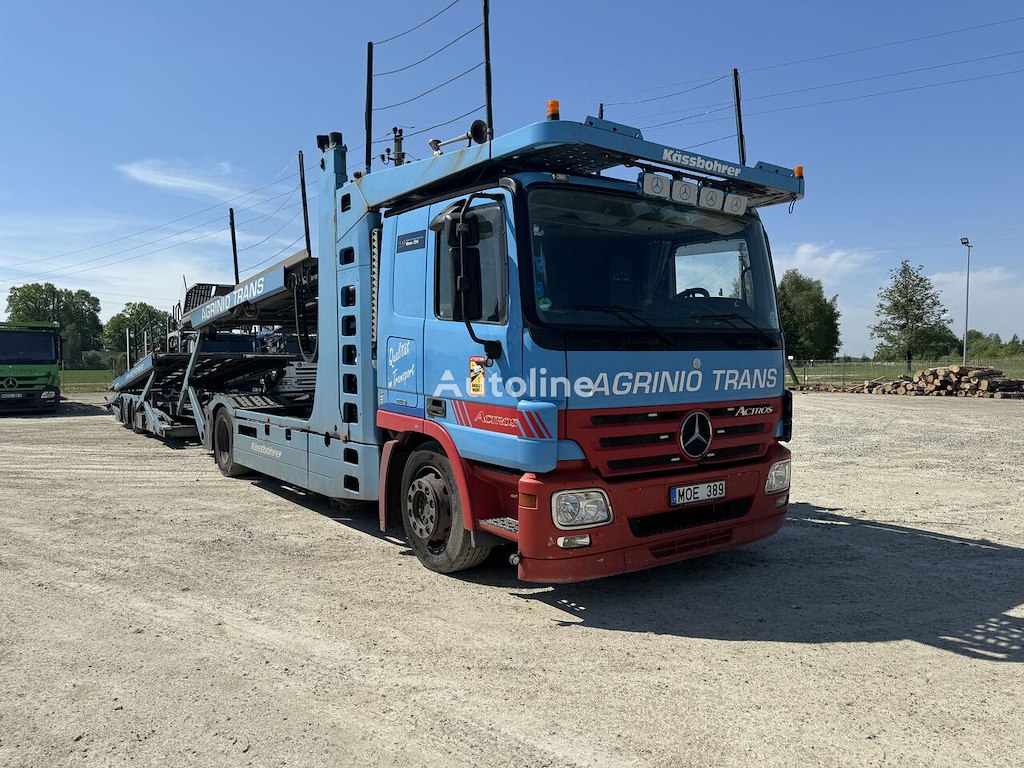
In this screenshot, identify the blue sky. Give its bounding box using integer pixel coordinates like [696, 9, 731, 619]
[2, 0, 1022, 356]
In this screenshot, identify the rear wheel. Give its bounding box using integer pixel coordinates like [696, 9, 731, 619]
[213, 409, 249, 477]
[400, 444, 491, 573]
[129, 403, 144, 433]
[119, 399, 132, 428]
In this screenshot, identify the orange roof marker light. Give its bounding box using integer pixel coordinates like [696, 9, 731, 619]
[546, 99, 560, 121]
[794, 166, 804, 178]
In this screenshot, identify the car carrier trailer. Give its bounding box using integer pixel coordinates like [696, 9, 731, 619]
[108, 250, 316, 438]
[112, 109, 804, 583]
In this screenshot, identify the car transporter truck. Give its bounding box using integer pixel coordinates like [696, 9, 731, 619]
[108, 106, 804, 582]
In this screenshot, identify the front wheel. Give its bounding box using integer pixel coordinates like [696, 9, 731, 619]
[213, 409, 250, 477]
[400, 444, 491, 573]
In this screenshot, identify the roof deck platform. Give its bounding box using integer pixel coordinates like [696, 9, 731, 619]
[348, 117, 804, 211]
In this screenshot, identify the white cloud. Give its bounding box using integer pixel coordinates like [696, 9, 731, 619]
[931, 266, 1024, 341]
[117, 159, 244, 200]
[773, 242, 876, 282]
[771, 242, 882, 356]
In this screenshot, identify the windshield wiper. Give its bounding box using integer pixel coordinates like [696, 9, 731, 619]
[694, 313, 780, 348]
[555, 304, 680, 349]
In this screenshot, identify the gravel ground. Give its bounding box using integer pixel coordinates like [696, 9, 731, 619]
[0, 392, 1021, 767]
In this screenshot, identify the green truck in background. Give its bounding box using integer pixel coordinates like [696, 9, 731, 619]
[0, 321, 62, 413]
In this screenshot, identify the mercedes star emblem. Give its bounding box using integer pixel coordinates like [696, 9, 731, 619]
[3, 378, 17, 390]
[679, 411, 713, 459]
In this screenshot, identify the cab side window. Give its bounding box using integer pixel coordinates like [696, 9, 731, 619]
[435, 203, 508, 324]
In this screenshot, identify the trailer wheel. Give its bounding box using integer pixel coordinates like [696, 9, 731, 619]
[213, 409, 249, 478]
[129, 403, 144, 433]
[400, 443, 491, 573]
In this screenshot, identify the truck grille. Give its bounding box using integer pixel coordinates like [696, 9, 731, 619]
[629, 498, 752, 538]
[565, 399, 780, 478]
[648, 529, 734, 560]
[1, 375, 48, 389]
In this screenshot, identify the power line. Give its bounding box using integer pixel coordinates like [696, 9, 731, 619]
[374, 62, 484, 111]
[747, 47, 1024, 103]
[1, 170, 319, 284]
[633, 47, 1024, 126]
[240, 233, 308, 276]
[493, 14, 1024, 121]
[236, 207, 303, 255]
[0, 155, 301, 271]
[17, 18, 1024, 293]
[646, 65, 1024, 130]
[373, 0, 462, 46]
[375, 23, 481, 76]
[683, 134, 737, 150]
[605, 73, 730, 107]
[746, 15, 1024, 76]
[643, 105, 734, 130]
[404, 103, 487, 138]
[0, 198, 311, 287]
[235, 183, 302, 246]
[0, 188, 306, 283]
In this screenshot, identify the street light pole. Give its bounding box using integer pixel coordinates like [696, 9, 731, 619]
[960, 237, 972, 366]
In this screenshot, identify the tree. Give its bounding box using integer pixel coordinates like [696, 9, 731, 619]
[870, 260, 954, 371]
[776, 269, 841, 360]
[103, 302, 170, 359]
[965, 329, 1003, 359]
[5, 283, 102, 367]
[1006, 334, 1024, 357]
[81, 351, 104, 369]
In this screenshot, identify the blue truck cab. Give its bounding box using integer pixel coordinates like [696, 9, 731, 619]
[191, 114, 804, 582]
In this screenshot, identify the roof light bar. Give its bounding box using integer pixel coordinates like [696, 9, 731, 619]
[639, 172, 748, 217]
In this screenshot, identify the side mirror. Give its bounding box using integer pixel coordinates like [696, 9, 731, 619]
[448, 246, 483, 321]
[446, 210, 480, 248]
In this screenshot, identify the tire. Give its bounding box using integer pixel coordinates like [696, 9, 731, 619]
[212, 409, 249, 477]
[129, 403, 144, 433]
[400, 443, 491, 574]
[119, 400, 132, 429]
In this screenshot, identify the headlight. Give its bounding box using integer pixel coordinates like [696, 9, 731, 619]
[40, 390, 56, 399]
[764, 459, 791, 494]
[551, 489, 613, 529]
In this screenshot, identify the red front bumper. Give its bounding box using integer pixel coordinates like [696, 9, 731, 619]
[514, 444, 790, 583]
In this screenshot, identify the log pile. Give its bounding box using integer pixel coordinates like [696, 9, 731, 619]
[797, 365, 1024, 398]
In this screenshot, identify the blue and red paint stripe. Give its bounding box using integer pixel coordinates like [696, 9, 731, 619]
[449, 400, 554, 440]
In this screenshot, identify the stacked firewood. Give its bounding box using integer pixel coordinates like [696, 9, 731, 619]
[797, 365, 1024, 397]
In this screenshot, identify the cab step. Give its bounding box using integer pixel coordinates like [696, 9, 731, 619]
[479, 517, 519, 540]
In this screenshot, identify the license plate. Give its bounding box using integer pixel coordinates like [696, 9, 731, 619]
[670, 480, 726, 506]
[0, 393, 23, 399]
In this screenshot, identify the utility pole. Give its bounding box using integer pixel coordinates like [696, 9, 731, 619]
[960, 237, 972, 366]
[483, 0, 494, 138]
[229, 208, 240, 285]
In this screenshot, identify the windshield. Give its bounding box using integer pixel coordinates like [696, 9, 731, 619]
[526, 187, 781, 348]
[0, 330, 59, 364]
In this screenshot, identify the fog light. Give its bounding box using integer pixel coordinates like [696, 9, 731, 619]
[765, 460, 791, 494]
[40, 390, 56, 399]
[774, 493, 789, 508]
[551, 489, 612, 529]
[556, 534, 591, 549]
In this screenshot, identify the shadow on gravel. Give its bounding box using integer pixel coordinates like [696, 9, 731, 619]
[250, 479, 401, 545]
[1, 400, 110, 418]
[499, 503, 1024, 663]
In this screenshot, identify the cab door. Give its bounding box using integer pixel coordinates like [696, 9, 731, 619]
[379, 207, 428, 415]
[422, 189, 526, 466]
